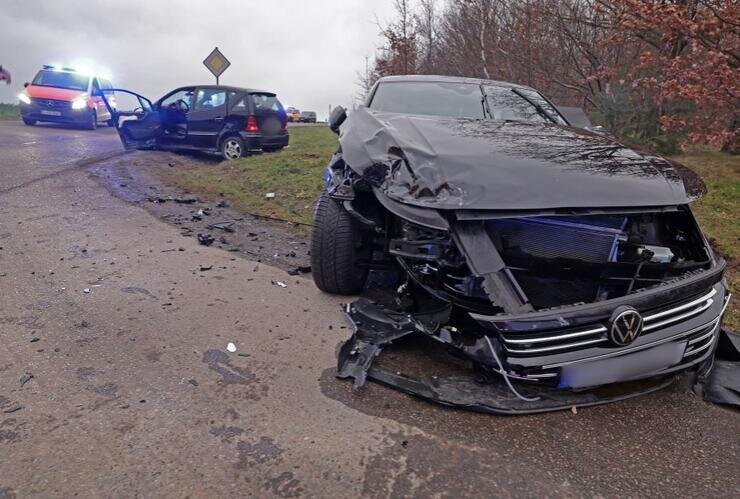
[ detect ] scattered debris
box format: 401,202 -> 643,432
199,265 -> 213,272
227,342 -> 237,353
197,234 -> 215,246
217,200 -> 230,208
83,288 -> 91,294
20,373 -> 34,386
30,337 -> 40,343
271,280 -> 287,288
3,404 -> 22,413
174,197 -> 197,204
265,192 -> 276,199
287,266 -> 311,276
207,220 -> 236,233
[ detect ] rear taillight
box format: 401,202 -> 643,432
246,115 -> 259,132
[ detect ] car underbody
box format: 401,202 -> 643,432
312,93 -> 732,413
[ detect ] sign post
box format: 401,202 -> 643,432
203,47 -> 231,85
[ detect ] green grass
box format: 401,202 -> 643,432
163,128 -> 738,327
0,103 -> 19,120
160,126 -> 336,227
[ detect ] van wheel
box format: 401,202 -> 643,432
311,191 -> 369,295
221,136 -> 244,160
85,110 -> 97,130
22,118 -> 36,126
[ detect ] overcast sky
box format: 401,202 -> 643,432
0,0 -> 398,118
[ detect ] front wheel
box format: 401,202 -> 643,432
84,110 -> 97,130
221,136 -> 244,160
311,191 -> 369,294
22,117 -> 36,126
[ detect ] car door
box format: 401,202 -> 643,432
157,88 -> 195,147
97,88 -> 159,150
186,87 -> 229,149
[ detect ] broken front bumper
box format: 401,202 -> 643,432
337,269 -> 729,413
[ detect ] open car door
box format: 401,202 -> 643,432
97,88 -> 160,150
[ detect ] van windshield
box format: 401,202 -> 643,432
32,70 -> 89,91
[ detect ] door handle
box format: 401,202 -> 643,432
214,117 -> 224,121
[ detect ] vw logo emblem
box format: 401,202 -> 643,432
607,306 -> 644,346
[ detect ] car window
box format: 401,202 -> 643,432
160,89 -> 194,109
194,89 -> 227,111
250,94 -> 284,114
484,86 -> 567,125
32,70 -> 89,91
369,81 -> 485,119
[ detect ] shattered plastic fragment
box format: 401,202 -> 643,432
197,234 -> 215,246
272,280 -> 287,288
226,342 -> 237,353
265,192 -> 276,199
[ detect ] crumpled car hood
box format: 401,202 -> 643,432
339,107 -> 706,211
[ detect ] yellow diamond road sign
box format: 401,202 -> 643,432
203,47 -> 231,79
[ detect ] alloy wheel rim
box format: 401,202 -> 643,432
225,140 -> 241,159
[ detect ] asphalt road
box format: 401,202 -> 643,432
0,120 -> 738,498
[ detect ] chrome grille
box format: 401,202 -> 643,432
502,288 -> 717,356
31,98 -> 70,109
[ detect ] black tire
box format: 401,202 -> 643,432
84,110 -> 97,130
106,119 -> 116,127
221,135 -> 244,160
22,117 -> 36,126
311,191 -> 368,294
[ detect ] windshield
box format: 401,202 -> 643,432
484,85 -> 567,125
369,81 -> 485,119
32,70 -> 89,91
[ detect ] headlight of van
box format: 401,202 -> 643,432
72,95 -> 89,110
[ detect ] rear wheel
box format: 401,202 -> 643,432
22,117 -> 36,126
221,136 -> 244,160
311,191 -> 369,294
84,110 -> 97,130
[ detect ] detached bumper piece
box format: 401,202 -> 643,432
694,328 -> 740,408
337,298 -> 678,414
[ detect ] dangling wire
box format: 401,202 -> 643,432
484,335 -> 540,402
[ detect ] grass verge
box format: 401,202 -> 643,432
159,126 -> 336,227
162,127 -> 738,327
0,103 -> 19,120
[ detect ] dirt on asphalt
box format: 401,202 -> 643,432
88,150 -> 312,276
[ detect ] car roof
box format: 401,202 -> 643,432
375,74 -> 535,91
172,85 -> 275,95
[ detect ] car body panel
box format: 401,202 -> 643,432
338,106 -> 706,211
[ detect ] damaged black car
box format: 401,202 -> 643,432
311,75 -> 731,414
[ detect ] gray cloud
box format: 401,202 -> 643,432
0,0 -> 397,118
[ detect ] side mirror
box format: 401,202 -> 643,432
328,106 -> 347,134
23,82 -> 29,88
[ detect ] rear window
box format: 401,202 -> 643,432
369,81 -> 485,119
250,94 -> 284,114
32,70 -> 89,91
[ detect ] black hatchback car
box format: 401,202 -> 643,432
99,85 -> 289,159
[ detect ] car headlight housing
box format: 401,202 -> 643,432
72,95 -> 89,110
18,93 -> 31,105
